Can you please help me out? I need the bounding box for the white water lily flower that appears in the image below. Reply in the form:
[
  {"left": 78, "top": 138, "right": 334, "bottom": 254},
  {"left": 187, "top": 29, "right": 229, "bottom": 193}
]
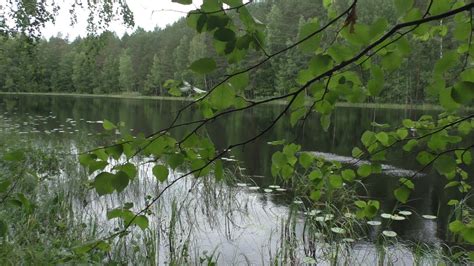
[
  {"left": 268, "top": 185, "right": 281, "bottom": 189},
  {"left": 331, "top": 227, "right": 346, "bottom": 234},
  {"left": 381, "top": 213, "right": 393, "bottom": 219},
  {"left": 367, "top": 220, "right": 382, "bottom": 226},
  {"left": 391, "top": 215, "right": 406, "bottom": 221},
  {"left": 382, "top": 230, "right": 397, "bottom": 237},
  {"left": 263, "top": 189, "right": 273, "bottom": 193},
  {"left": 398, "top": 210, "right": 412, "bottom": 216},
  {"left": 422, "top": 215, "right": 437, "bottom": 220},
  {"left": 248, "top": 186, "right": 260, "bottom": 190}
]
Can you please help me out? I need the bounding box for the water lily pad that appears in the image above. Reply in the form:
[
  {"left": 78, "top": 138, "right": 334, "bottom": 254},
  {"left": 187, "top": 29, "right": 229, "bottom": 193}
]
[
  {"left": 331, "top": 227, "right": 346, "bottom": 234},
  {"left": 342, "top": 238, "right": 355, "bottom": 243},
  {"left": 263, "top": 189, "right": 273, "bottom": 193},
  {"left": 381, "top": 213, "right": 393, "bottom": 219},
  {"left": 391, "top": 215, "right": 406, "bottom": 221},
  {"left": 315, "top": 216, "right": 326, "bottom": 222},
  {"left": 422, "top": 215, "right": 437, "bottom": 220},
  {"left": 398, "top": 210, "right": 412, "bottom": 216},
  {"left": 367, "top": 220, "right": 382, "bottom": 226},
  {"left": 302, "top": 257, "right": 316, "bottom": 264},
  {"left": 382, "top": 230, "right": 397, "bottom": 237}
]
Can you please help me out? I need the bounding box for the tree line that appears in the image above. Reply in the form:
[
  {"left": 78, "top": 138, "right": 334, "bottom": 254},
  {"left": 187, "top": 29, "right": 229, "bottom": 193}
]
[{"left": 0, "top": 0, "right": 461, "bottom": 104}]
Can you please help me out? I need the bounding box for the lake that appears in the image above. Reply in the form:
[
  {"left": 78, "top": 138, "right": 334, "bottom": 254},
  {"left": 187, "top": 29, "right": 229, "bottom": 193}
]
[{"left": 0, "top": 94, "right": 467, "bottom": 264}]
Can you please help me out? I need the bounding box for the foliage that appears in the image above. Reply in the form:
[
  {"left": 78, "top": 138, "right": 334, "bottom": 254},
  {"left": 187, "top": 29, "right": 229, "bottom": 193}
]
[{"left": 1, "top": 0, "right": 474, "bottom": 263}]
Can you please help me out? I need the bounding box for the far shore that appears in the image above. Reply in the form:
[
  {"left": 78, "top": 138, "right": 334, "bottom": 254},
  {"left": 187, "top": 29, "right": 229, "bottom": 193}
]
[{"left": 0, "top": 91, "right": 449, "bottom": 110}]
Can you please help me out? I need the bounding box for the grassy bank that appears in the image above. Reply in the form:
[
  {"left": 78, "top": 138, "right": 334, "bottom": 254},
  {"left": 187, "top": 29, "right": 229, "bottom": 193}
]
[{"left": 0, "top": 91, "right": 448, "bottom": 110}]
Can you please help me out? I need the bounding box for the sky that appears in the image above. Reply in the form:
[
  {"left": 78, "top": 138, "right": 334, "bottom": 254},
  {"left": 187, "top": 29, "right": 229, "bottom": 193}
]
[{"left": 42, "top": 0, "right": 203, "bottom": 39}]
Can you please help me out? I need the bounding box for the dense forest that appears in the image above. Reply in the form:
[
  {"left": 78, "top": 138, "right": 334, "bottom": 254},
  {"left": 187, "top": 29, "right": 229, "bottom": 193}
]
[{"left": 0, "top": 0, "right": 461, "bottom": 104}]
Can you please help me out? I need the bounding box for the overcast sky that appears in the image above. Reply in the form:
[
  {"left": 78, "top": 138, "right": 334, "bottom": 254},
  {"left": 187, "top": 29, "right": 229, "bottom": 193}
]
[{"left": 43, "top": 1, "right": 203, "bottom": 39}]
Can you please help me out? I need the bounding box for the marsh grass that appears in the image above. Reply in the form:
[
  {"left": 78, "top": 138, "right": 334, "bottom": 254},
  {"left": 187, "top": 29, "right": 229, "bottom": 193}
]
[{"left": 0, "top": 125, "right": 471, "bottom": 265}]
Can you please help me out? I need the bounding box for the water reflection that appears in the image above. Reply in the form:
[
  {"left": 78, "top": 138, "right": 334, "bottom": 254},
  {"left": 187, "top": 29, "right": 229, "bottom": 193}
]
[{"left": 0, "top": 94, "right": 465, "bottom": 264}]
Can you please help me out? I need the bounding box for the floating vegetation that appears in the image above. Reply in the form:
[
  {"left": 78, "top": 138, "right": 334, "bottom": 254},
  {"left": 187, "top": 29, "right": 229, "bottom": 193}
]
[
  {"left": 398, "top": 210, "right": 412, "bottom": 216},
  {"left": 268, "top": 185, "right": 280, "bottom": 189},
  {"left": 382, "top": 230, "right": 397, "bottom": 237},
  {"left": 367, "top": 220, "right": 382, "bottom": 226},
  {"left": 263, "top": 188, "right": 273, "bottom": 193},
  {"left": 381, "top": 213, "right": 393, "bottom": 219},
  {"left": 391, "top": 215, "right": 406, "bottom": 221},
  {"left": 331, "top": 227, "right": 346, "bottom": 234},
  {"left": 422, "top": 215, "right": 437, "bottom": 220},
  {"left": 275, "top": 188, "right": 286, "bottom": 192},
  {"left": 248, "top": 186, "right": 260, "bottom": 190}
]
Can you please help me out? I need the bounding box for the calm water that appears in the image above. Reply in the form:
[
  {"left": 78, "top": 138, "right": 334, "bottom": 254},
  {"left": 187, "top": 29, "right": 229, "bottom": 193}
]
[{"left": 0, "top": 94, "right": 468, "bottom": 264}]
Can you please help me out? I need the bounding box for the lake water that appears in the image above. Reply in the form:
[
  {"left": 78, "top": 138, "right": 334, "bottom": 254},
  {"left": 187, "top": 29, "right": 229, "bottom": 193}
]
[{"left": 0, "top": 94, "right": 467, "bottom": 264}]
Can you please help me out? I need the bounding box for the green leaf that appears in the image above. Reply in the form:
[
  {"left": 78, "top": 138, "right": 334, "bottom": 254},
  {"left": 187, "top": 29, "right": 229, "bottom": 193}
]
[
  {"left": 228, "top": 72, "right": 249, "bottom": 91},
  {"left": 309, "top": 54, "right": 333, "bottom": 77},
  {"left": 375, "top": 132, "right": 389, "bottom": 146},
  {"left": 357, "top": 164, "right": 372, "bottom": 177},
  {"left": 112, "top": 171, "right": 129, "bottom": 193},
  {"left": 354, "top": 200, "right": 367, "bottom": 208},
  {"left": 189, "top": 58, "right": 217, "bottom": 74},
  {"left": 298, "top": 18, "right": 321, "bottom": 53},
  {"left": 172, "top": 0, "right": 192, "bottom": 4},
  {"left": 320, "top": 114, "right": 331, "bottom": 132},
  {"left": 115, "top": 163, "right": 137, "bottom": 180},
  {"left": 394, "top": 186, "right": 410, "bottom": 203},
  {"left": 341, "top": 169, "right": 356, "bottom": 182},
  {"left": 449, "top": 220, "right": 465, "bottom": 233},
  {"left": 290, "top": 108, "right": 306, "bottom": 127},
  {"left": 416, "top": 151, "right": 435, "bottom": 165},
  {"left": 299, "top": 152, "right": 314, "bottom": 169},
  {"left": 403, "top": 139, "right": 418, "bottom": 152},
  {"left": 214, "top": 28, "right": 236, "bottom": 42},
  {"left": 452, "top": 81, "right": 474, "bottom": 104},
  {"left": 210, "top": 84, "right": 236, "bottom": 110},
  {"left": 309, "top": 169, "right": 323, "bottom": 180},
  {"left": 394, "top": 0, "right": 413, "bottom": 16},
  {"left": 367, "top": 65, "right": 384, "bottom": 96},
  {"left": 93, "top": 172, "right": 115, "bottom": 196},
  {"left": 310, "top": 190, "right": 321, "bottom": 201},
  {"left": 329, "top": 175, "right": 343, "bottom": 188},
  {"left": 103, "top": 119, "right": 116, "bottom": 130},
  {"left": 153, "top": 165, "right": 169, "bottom": 182},
  {"left": 352, "top": 147, "right": 364, "bottom": 158},
  {"left": 133, "top": 215, "right": 149, "bottom": 230},
  {"left": 396, "top": 128, "right": 408, "bottom": 140},
  {"left": 434, "top": 155, "right": 456, "bottom": 175},
  {"left": 168, "top": 153, "right": 184, "bottom": 170}
]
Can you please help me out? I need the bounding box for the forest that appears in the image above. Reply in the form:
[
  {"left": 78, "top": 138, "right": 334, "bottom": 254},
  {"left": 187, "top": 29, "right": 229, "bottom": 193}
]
[
  {"left": 0, "top": 0, "right": 459, "bottom": 104},
  {"left": 0, "top": 0, "right": 473, "bottom": 264}
]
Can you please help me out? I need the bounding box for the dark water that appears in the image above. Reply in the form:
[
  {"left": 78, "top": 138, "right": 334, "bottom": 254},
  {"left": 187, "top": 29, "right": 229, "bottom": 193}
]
[{"left": 0, "top": 94, "right": 468, "bottom": 263}]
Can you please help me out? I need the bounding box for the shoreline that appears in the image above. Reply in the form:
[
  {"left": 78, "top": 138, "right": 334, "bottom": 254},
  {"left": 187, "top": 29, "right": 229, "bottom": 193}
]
[{"left": 0, "top": 91, "right": 446, "bottom": 110}]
